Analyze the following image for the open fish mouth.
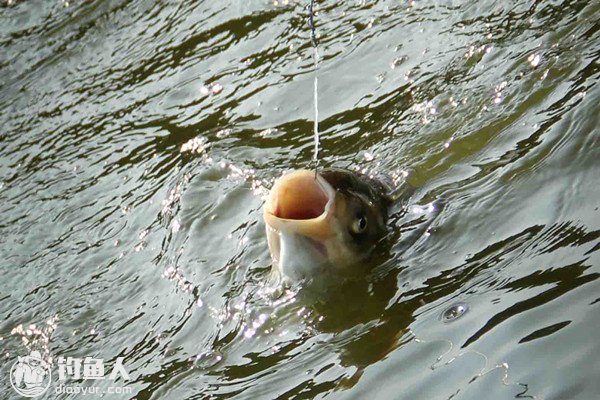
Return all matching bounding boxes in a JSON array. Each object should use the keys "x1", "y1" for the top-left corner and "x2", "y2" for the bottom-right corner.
[
  {"x1": 263, "y1": 170, "x2": 339, "y2": 278},
  {"x1": 263, "y1": 169, "x2": 337, "y2": 238},
  {"x1": 263, "y1": 168, "x2": 393, "y2": 282}
]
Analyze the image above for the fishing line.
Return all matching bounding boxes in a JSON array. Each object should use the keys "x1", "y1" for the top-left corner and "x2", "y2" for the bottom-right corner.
[
  {"x1": 308, "y1": 0, "x2": 320, "y2": 177},
  {"x1": 408, "y1": 329, "x2": 540, "y2": 398}
]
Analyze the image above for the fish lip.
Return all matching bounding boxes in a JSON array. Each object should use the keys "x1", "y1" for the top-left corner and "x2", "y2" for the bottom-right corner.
[{"x1": 263, "y1": 169, "x2": 336, "y2": 238}]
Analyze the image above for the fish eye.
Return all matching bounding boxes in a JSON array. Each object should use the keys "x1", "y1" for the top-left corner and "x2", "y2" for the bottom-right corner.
[{"x1": 351, "y1": 215, "x2": 368, "y2": 234}]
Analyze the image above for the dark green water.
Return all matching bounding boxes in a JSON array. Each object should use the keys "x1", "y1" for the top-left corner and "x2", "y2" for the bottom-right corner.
[{"x1": 1, "y1": 0, "x2": 599, "y2": 399}]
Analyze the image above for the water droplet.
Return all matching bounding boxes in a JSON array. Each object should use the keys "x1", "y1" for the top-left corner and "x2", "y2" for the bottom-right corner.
[
  {"x1": 390, "y1": 56, "x2": 407, "y2": 69},
  {"x1": 134, "y1": 242, "x2": 146, "y2": 252},
  {"x1": 216, "y1": 128, "x2": 232, "y2": 138},
  {"x1": 193, "y1": 351, "x2": 223, "y2": 369},
  {"x1": 441, "y1": 302, "x2": 469, "y2": 323},
  {"x1": 211, "y1": 83, "x2": 223, "y2": 94},
  {"x1": 180, "y1": 136, "x2": 209, "y2": 155},
  {"x1": 528, "y1": 54, "x2": 541, "y2": 67}
]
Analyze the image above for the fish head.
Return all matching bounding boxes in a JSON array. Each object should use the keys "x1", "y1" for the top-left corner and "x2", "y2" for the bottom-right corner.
[{"x1": 263, "y1": 169, "x2": 389, "y2": 281}]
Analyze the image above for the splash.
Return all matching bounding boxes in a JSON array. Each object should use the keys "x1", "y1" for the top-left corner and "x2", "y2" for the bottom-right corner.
[
  {"x1": 10, "y1": 316, "x2": 59, "y2": 365},
  {"x1": 180, "y1": 137, "x2": 210, "y2": 156}
]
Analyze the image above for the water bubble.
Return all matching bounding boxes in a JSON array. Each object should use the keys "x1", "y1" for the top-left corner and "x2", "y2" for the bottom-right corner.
[
  {"x1": 193, "y1": 350, "x2": 223, "y2": 369},
  {"x1": 441, "y1": 302, "x2": 469, "y2": 323},
  {"x1": 528, "y1": 54, "x2": 541, "y2": 67},
  {"x1": 200, "y1": 82, "x2": 223, "y2": 96},
  {"x1": 161, "y1": 266, "x2": 177, "y2": 279},
  {"x1": 134, "y1": 242, "x2": 146, "y2": 252},
  {"x1": 390, "y1": 56, "x2": 407, "y2": 69},
  {"x1": 211, "y1": 83, "x2": 223, "y2": 95}
]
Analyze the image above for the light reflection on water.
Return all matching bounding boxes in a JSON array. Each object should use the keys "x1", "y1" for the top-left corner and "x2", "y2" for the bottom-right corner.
[{"x1": 0, "y1": 0, "x2": 599, "y2": 399}]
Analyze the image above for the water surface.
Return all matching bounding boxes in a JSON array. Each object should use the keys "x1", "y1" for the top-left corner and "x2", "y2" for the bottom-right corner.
[{"x1": 1, "y1": 0, "x2": 599, "y2": 399}]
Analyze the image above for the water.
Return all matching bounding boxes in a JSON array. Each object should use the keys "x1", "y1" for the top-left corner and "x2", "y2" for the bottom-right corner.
[{"x1": 1, "y1": 0, "x2": 599, "y2": 399}]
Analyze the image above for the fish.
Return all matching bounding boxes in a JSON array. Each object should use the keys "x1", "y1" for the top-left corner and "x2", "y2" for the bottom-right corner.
[{"x1": 263, "y1": 168, "x2": 392, "y2": 282}]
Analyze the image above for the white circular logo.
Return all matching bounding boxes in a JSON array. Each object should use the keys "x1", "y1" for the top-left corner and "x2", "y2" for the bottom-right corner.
[{"x1": 10, "y1": 351, "x2": 51, "y2": 398}]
